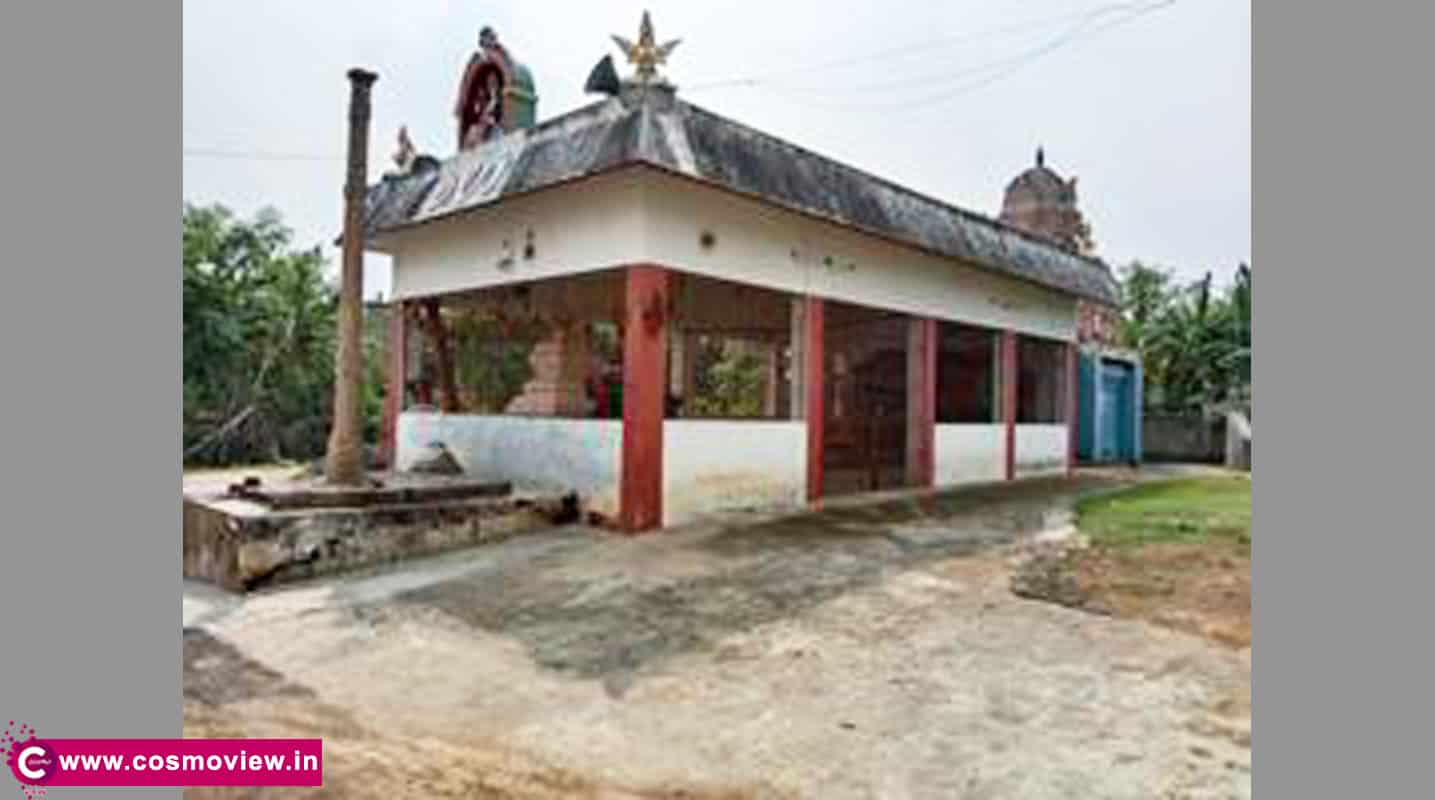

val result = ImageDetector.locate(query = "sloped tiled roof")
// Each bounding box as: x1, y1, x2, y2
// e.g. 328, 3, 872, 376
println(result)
363, 86, 1119, 304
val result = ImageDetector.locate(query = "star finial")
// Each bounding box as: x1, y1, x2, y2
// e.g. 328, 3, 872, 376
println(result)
611, 10, 681, 84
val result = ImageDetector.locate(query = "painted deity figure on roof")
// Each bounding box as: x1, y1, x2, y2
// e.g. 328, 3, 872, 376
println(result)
392, 125, 417, 173
455, 26, 514, 150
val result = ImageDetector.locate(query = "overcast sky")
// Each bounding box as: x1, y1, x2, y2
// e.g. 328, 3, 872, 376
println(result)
183, 0, 1249, 298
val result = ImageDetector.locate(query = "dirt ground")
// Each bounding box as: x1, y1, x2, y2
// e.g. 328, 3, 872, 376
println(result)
1012, 475, 1251, 651
1077, 542, 1251, 649
183, 472, 1251, 799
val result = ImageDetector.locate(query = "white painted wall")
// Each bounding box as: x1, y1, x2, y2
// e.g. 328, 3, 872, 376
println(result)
639, 171, 1078, 341
384, 171, 647, 300
396, 411, 622, 516
1014, 424, 1069, 478
382, 168, 1077, 342
662, 420, 807, 526
934, 424, 1005, 486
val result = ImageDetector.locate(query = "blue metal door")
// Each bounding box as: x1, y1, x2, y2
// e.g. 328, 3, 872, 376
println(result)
1099, 361, 1134, 462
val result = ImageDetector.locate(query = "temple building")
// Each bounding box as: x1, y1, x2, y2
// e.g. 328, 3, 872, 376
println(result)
362, 16, 1125, 532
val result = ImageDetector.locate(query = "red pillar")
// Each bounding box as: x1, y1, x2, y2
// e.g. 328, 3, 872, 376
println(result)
620, 265, 670, 533
380, 301, 408, 469
907, 318, 937, 487
804, 297, 826, 503
1066, 342, 1079, 476
1002, 331, 1019, 481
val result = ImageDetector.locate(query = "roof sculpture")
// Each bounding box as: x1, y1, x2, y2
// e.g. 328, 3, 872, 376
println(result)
611, 11, 681, 86
454, 26, 538, 150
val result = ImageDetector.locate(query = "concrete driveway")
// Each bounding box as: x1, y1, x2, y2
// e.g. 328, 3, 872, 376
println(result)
183, 473, 1251, 799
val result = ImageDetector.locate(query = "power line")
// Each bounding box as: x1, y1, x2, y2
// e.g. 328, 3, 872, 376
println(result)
684, 1, 1168, 92
906, 2, 1176, 107
780, 1, 1171, 95
711, 0, 1175, 112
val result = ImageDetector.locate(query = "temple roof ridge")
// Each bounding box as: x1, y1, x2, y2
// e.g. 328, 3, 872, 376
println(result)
363, 93, 1118, 305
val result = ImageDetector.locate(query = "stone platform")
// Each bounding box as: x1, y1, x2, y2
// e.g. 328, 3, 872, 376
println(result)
183, 471, 576, 592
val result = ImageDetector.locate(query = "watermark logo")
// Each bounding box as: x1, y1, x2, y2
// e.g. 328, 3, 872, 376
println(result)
3, 722, 51, 799
4, 722, 322, 793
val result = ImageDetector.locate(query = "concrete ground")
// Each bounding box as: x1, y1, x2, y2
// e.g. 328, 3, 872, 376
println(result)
183, 471, 1251, 799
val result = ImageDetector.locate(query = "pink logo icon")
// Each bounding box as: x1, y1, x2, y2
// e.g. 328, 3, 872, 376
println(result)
4, 722, 52, 799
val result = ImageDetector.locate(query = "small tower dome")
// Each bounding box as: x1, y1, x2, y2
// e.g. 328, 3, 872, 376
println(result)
999, 147, 1093, 255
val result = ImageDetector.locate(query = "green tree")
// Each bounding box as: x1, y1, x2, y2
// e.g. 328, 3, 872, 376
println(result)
183, 203, 383, 465
1117, 261, 1172, 350
1117, 261, 1252, 415
1227, 263, 1252, 408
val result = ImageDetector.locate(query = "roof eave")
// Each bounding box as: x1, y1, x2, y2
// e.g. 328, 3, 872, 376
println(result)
628, 161, 1118, 305
365, 159, 1117, 305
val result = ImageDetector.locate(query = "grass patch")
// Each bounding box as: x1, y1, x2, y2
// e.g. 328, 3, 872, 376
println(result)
1055, 475, 1253, 648
1076, 476, 1251, 549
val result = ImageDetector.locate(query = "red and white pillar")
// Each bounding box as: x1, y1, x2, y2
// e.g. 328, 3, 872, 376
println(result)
380, 301, 408, 469
906, 318, 937, 488
619, 265, 670, 533
804, 296, 826, 504
1002, 330, 1019, 481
